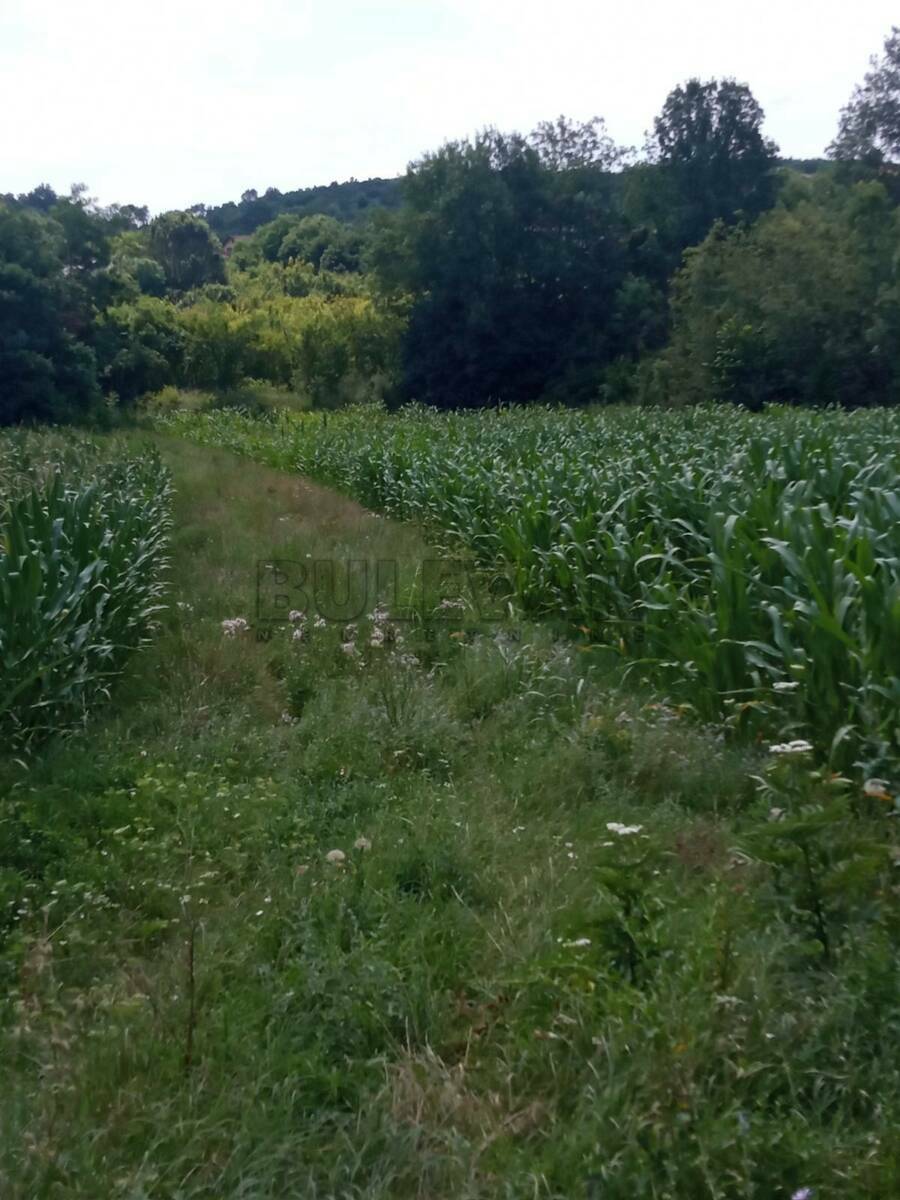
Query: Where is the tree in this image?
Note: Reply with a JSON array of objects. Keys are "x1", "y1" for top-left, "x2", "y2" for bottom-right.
[
  {"x1": 660, "y1": 179, "x2": 900, "y2": 408},
  {"x1": 95, "y1": 296, "x2": 186, "y2": 402},
  {"x1": 0, "y1": 204, "x2": 100, "y2": 423},
  {"x1": 372, "y1": 122, "x2": 635, "y2": 407},
  {"x1": 830, "y1": 27, "x2": 900, "y2": 164},
  {"x1": 148, "y1": 211, "x2": 226, "y2": 293},
  {"x1": 646, "y1": 78, "x2": 779, "y2": 252},
  {"x1": 529, "y1": 115, "x2": 629, "y2": 171},
  {"x1": 277, "y1": 215, "x2": 360, "y2": 272}
]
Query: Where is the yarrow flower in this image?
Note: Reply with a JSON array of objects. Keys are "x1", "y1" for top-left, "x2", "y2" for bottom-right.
[
  {"x1": 221, "y1": 617, "x2": 250, "y2": 637},
  {"x1": 606, "y1": 822, "x2": 644, "y2": 837},
  {"x1": 288, "y1": 610, "x2": 306, "y2": 624},
  {"x1": 341, "y1": 641, "x2": 359, "y2": 656},
  {"x1": 292, "y1": 627, "x2": 305, "y2": 642},
  {"x1": 769, "y1": 739, "x2": 814, "y2": 756},
  {"x1": 313, "y1": 615, "x2": 327, "y2": 630}
]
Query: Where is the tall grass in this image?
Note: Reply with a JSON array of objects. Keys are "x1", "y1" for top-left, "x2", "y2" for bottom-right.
[
  {"x1": 158, "y1": 403, "x2": 900, "y2": 776},
  {"x1": 0, "y1": 433, "x2": 172, "y2": 745}
]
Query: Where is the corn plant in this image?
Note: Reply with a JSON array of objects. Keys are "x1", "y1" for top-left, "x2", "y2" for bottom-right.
[
  {"x1": 0, "y1": 434, "x2": 172, "y2": 745},
  {"x1": 158, "y1": 403, "x2": 900, "y2": 776}
]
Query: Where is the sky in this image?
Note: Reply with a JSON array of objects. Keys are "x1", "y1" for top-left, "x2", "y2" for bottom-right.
[{"x1": 1, "y1": 0, "x2": 896, "y2": 213}]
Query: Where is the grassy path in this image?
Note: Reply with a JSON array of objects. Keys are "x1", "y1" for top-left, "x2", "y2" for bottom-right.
[{"x1": 2, "y1": 437, "x2": 897, "y2": 1199}]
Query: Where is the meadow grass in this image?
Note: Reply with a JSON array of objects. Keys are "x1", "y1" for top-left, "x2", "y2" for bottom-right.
[{"x1": 1, "y1": 435, "x2": 898, "y2": 1199}]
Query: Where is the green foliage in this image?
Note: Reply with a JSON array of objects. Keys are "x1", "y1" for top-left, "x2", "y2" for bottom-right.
[
  {"x1": 100, "y1": 292, "x2": 401, "y2": 406},
  {"x1": 830, "y1": 26, "x2": 900, "y2": 164},
  {"x1": 663, "y1": 180, "x2": 900, "y2": 408},
  {"x1": 0, "y1": 203, "x2": 101, "y2": 424},
  {"x1": 200, "y1": 176, "x2": 402, "y2": 239},
  {"x1": 148, "y1": 210, "x2": 226, "y2": 294},
  {"x1": 250, "y1": 212, "x2": 363, "y2": 272},
  {"x1": 159, "y1": 404, "x2": 900, "y2": 778},
  {"x1": 373, "y1": 124, "x2": 645, "y2": 407},
  {"x1": 644, "y1": 77, "x2": 779, "y2": 255},
  {"x1": 0, "y1": 433, "x2": 171, "y2": 744},
  {"x1": 97, "y1": 296, "x2": 188, "y2": 402}
]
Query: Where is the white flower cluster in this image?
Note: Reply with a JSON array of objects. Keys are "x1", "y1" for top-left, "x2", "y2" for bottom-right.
[
  {"x1": 368, "y1": 604, "x2": 396, "y2": 648},
  {"x1": 221, "y1": 617, "x2": 250, "y2": 637},
  {"x1": 393, "y1": 652, "x2": 420, "y2": 670},
  {"x1": 769, "y1": 739, "x2": 814, "y2": 756},
  {"x1": 606, "y1": 822, "x2": 644, "y2": 837}
]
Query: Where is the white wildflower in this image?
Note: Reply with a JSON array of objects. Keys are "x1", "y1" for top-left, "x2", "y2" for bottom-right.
[
  {"x1": 563, "y1": 937, "x2": 592, "y2": 948},
  {"x1": 769, "y1": 739, "x2": 814, "y2": 755},
  {"x1": 292, "y1": 627, "x2": 305, "y2": 642},
  {"x1": 313, "y1": 615, "x2": 327, "y2": 630},
  {"x1": 606, "y1": 822, "x2": 644, "y2": 837},
  {"x1": 325, "y1": 849, "x2": 346, "y2": 865},
  {"x1": 288, "y1": 610, "x2": 306, "y2": 624},
  {"x1": 354, "y1": 836, "x2": 372, "y2": 851},
  {"x1": 369, "y1": 626, "x2": 386, "y2": 648},
  {"x1": 221, "y1": 617, "x2": 249, "y2": 637},
  {"x1": 341, "y1": 641, "x2": 359, "y2": 656},
  {"x1": 863, "y1": 778, "x2": 893, "y2": 800}
]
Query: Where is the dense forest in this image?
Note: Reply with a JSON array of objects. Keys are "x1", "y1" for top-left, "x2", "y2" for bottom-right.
[{"x1": 3, "y1": 27, "x2": 900, "y2": 424}]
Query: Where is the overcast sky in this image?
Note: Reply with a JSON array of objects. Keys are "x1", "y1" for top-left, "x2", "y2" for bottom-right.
[{"x1": 1, "y1": 0, "x2": 895, "y2": 213}]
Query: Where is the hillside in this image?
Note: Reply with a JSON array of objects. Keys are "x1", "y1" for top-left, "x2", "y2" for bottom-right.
[{"x1": 197, "y1": 176, "x2": 403, "y2": 239}]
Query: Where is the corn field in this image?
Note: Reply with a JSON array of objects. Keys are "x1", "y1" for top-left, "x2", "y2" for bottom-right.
[
  {"x1": 0, "y1": 433, "x2": 172, "y2": 745},
  {"x1": 160, "y1": 404, "x2": 900, "y2": 775}
]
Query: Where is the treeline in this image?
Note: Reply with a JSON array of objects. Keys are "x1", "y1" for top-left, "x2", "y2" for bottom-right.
[
  {"x1": 196, "y1": 177, "x2": 402, "y2": 240},
  {"x1": 2, "y1": 26, "x2": 899, "y2": 421}
]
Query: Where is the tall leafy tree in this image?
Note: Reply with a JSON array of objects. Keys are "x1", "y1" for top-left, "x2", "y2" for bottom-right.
[
  {"x1": 829, "y1": 27, "x2": 900, "y2": 164},
  {"x1": 646, "y1": 78, "x2": 779, "y2": 253},
  {"x1": 0, "y1": 204, "x2": 100, "y2": 423},
  {"x1": 148, "y1": 211, "x2": 226, "y2": 293},
  {"x1": 374, "y1": 122, "x2": 635, "y2": 407}
]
